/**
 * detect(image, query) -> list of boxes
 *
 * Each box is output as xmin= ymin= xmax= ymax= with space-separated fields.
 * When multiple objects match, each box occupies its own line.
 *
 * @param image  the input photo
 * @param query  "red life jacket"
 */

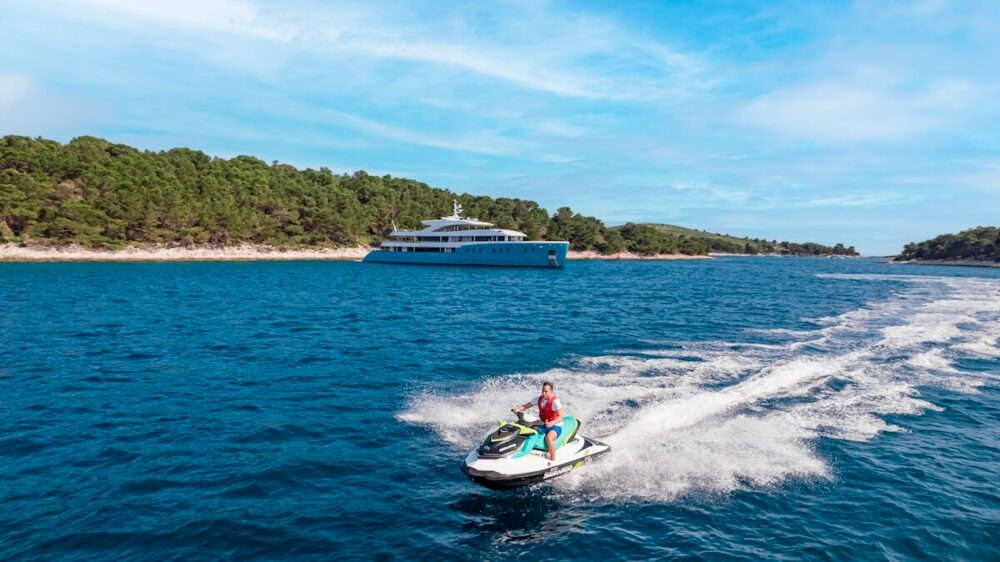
xmin=538 ymin=395 xmax=559 ymax=423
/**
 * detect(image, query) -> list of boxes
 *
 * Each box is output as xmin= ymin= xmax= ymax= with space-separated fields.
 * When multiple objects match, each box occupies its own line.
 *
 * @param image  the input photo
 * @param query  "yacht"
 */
xmin=363 ymin=201 xmax=569 ymax=267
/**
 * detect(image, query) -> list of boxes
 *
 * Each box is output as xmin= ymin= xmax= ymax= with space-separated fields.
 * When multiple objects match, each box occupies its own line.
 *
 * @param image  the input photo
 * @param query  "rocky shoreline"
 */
xmin=568 ymin=250 xmax=710 ymax=261
xmin=0 ymin=244 xmax=372 ymax=262
xmin=892 ymin=258 xmax=1000 ymax=268
xmin=0 ymin=244 xmax=711 ymax=262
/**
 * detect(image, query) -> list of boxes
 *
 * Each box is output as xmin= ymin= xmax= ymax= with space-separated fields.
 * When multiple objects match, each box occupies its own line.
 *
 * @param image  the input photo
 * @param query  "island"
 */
xmin=895 ymin=227 xmax=1000 ymax=267
xmin=1 ymin=135 xmax=857 ymax=261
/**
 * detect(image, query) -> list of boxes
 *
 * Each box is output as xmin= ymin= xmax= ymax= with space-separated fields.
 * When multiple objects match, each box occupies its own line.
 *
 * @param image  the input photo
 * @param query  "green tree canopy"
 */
xmin=896 ymin=227 xmax=1000 ymax=262
xmin=0 ymin=135 xmax=858 ymax=257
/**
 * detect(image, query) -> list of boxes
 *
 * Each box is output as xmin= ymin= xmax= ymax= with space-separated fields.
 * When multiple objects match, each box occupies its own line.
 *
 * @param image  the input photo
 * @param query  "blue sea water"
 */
xmin=1 ymin=257 xmax=998 ymax=561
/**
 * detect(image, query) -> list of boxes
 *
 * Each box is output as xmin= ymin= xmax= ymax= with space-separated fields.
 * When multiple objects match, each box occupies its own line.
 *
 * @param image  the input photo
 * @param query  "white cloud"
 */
xmin=310 ymin=13 xmax=712 ymax=101
xmin=66 ymin=0 xmax=709 ymax=102
xmin=319 ymin=109 xmax=528 ymax=156
xmin=0 ymin=73 xmax=95 ymax=134
xmin=668 ymin=181 xmax=752 ymax=204
xmin=890 ymin=161 xmax=1000 ymax=194
xmin=798 ymin=194 xmax=898 ymax=208
xmin=0 ymin=74 xmax=32 ymax=112
xmin=78 ymin=0 xmax=293 ymax=41
xmin=330 ymin=38 xmax=604 ymax=99
xmin=535 ymin=121 xmax=589 ymax=138
xmin=735 ymin=79 xmax=980 ymax=143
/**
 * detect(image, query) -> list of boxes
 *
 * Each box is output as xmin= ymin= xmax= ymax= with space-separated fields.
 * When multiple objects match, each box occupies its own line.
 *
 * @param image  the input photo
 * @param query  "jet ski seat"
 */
xmin=530 ymin=416 xmax=580 ymax=452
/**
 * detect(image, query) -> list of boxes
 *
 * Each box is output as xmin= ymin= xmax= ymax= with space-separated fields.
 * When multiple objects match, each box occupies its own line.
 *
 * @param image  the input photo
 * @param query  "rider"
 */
xmin=511 ymin=381 xmax=563 ymax=461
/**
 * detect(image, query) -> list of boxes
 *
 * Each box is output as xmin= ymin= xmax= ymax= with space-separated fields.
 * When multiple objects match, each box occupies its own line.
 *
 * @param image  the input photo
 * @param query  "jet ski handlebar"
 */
xmin=514 ymin=411 xmax=542 ymax=427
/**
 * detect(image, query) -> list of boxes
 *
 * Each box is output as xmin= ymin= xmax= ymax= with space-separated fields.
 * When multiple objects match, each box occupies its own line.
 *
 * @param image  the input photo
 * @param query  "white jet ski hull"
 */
xmin=461 ymin=433 xmax=610 ymax=489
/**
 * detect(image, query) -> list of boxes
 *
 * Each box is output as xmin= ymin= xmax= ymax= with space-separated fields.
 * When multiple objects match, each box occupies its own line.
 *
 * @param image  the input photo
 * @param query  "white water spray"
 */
xmin=400 ymin=274 xmax=1000 ymax=501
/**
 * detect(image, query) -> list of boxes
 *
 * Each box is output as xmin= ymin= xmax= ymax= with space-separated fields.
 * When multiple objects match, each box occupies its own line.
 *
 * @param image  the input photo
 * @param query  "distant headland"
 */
xmin=894 ymin=227 xmax=1000 ymax=267
xmin=1 ymin=135 xmax=857 ymax=261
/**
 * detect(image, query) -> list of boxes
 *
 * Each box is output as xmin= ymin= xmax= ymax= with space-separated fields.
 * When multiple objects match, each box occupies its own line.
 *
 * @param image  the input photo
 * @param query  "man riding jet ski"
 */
xmin=461 ymin=381 xmax=610 ymax=490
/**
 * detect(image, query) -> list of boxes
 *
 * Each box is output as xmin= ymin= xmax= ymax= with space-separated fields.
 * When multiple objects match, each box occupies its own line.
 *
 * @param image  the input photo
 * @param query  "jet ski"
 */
xmin=461 ymin=411 xmax=610 ymax=489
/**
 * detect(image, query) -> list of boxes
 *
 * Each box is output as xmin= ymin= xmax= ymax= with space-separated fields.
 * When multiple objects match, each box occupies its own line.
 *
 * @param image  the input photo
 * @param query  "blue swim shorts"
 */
xmin=539 ymin=424 xmax=562 ymax=438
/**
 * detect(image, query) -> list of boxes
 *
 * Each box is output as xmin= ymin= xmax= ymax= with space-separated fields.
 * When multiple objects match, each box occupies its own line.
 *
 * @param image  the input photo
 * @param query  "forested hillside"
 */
xmin=616 ymin=223 xmax=859 ymax=256
xmin=1 ymin=135 xmax=855 ymax=255
xmin=896 ymin=227 xmax=1000 ymax=262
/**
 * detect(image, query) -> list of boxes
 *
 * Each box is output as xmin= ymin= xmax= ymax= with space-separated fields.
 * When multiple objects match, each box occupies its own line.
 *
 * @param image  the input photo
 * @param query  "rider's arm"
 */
xmin=511 ymin=400 xmax=535 ymax=413
xmin=547 ymin=407 xmax=564 ymax=427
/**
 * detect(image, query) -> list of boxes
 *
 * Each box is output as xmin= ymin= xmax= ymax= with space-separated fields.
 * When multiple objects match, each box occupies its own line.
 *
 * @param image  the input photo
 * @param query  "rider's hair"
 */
xmin=542 ymin=381 xmax=554 ymax=391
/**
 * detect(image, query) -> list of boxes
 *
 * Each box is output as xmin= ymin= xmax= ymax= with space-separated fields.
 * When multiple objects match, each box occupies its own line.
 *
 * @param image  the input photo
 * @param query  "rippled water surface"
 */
xmin=1 ymin=258 xmax=998 ymax=560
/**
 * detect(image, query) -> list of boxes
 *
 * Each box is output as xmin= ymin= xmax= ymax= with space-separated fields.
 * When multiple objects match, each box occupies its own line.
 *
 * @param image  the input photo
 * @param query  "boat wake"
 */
xmin=399 ymin=274 xmax=1000 ymax=501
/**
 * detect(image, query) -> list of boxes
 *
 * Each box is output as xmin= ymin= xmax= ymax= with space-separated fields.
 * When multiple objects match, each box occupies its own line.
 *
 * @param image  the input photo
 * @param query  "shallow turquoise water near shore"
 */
xmin=1 ymin=258 xmax=997 ymax=560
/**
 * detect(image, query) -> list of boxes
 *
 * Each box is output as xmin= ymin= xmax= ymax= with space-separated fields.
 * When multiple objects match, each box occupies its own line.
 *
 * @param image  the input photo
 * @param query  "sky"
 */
xmin=1 ymin=0 xmax=998 ymax=255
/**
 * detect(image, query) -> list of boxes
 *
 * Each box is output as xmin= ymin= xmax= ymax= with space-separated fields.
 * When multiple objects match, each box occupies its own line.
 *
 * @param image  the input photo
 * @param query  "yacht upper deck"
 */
xmin=383 ymin=202 xmax=527 ymax=245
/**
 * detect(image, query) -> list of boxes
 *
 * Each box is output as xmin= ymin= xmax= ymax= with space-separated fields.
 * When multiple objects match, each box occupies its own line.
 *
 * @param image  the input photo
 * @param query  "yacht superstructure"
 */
xmin=363 ymin=201 xmax=568 ymax=267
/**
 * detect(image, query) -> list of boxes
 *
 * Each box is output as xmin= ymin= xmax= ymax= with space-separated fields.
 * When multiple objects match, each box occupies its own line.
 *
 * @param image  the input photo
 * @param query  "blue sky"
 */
xmin=2 ymin=0 xmax=998 ymax=254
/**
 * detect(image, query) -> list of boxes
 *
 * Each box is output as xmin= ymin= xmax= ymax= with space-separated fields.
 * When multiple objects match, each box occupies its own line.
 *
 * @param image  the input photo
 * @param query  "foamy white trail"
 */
xmin=399 ymin=274 xmax=1000 ymax=501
